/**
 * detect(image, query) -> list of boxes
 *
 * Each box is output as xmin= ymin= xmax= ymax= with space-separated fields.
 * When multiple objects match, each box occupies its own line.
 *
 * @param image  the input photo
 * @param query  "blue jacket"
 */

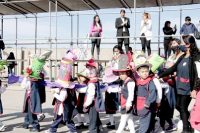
xmin=180 ymin=23 xmax=198 ymax=35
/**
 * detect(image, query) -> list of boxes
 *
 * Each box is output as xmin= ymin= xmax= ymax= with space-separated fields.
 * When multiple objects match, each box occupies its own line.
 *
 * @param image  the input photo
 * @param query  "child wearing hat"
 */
xmin=134 ymin=55 xmax=157 ymax=133
xmin=103 ymin=66 xmax=120 ymax=129
xmin=113 ymin=55 xmax=135 ymax=133
xmin=83 ymin=59 xmax=102 ymax=133
xmin=75 ymin=70 xmax=90 ymax=129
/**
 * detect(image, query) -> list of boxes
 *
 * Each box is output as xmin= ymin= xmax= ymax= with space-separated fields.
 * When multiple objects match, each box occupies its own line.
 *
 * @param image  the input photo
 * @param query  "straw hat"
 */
xmin=134 ymin=54 xmax=152 ymax=71
xmin=77 ymin=70 xmax=89 ymax=80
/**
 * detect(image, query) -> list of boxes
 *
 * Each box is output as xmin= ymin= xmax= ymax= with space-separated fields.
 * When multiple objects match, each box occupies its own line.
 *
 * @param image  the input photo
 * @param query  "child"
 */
xmin=75 ymin=70 xmax=90 ymax=129
xmin=83 ymin=59 xmax=102 ymax=133
xmin=113 ymin=55 xmax=135 ymax=133
xmin=46 ymin=84 xmax=77 ymax=133
xmin=0 ymin=80 xmax=6 ymax=131
xmin=134 ymin=55 xmax=157 ymax=133
xmin=103 ymin=66 xmax=120 ymax=129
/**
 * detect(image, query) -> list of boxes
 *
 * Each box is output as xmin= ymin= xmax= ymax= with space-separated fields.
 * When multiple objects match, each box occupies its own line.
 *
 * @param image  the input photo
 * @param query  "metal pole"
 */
xmin=70 ymin=15 xmax=73 ymax=48
xmin=77 ymin=14 xmax=79 ymax=45
xmin=35 ymin=15 xmax=37 ymax=54
xmin=49 ymin=0 xmax=52 ymax=81
xmin=55 ymin=0 xmax=58 ymax=79
xmin=180 ymin=8 xmax=182 ymax=39
xmin=133 ymin=0 xmax=136 ymax=50
xmin=15 ymin=18 xmax=18 ymax=75
xmin=1 ymin=16 xmax=3 ymax=38
xmin=158 ymin=7 xmax=161 ymax=55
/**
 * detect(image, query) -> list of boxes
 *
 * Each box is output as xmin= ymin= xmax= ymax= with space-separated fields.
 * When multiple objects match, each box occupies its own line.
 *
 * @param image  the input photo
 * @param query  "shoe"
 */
xmin=106 ymin=122 xmax=111 ymax=126
xmin=76 ymin=123 xmax=85 ymax=129
xmin=0 ymin=123 xmax=5 ymax=131
xmin=30 ymin=128 xmax=40 ymax=132
xmin=124 ymin=126 xmax=129 ymax=131
xmin=107 ymin=125 xmax=115 ymax=129
xmin=22 ymin=124 xmax=29 ymax=129
xmin=45 ymin=129 xmax=54 ymax=133
xmin=38 ymin=114 xmax=45 ymax=122
xmin=165 ymin=125 xmax=177 ymax=132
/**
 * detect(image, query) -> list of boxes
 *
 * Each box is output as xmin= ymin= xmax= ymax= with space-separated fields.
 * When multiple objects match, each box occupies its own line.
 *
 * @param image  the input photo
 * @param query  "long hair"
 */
xmin=182 ymin=35 xmax=200 ymax=57
xmin=7 ymin=52 xmax=15 ymax=60
xmin=164 ymin=21 xmax=171 ymax=28
xmin=93 ymin=15 xmax=102 ymax=27
xmin=144 ymin=12 xmax=151 ymax=19
xmin=113 ymin=45 xmax=124 ymax=54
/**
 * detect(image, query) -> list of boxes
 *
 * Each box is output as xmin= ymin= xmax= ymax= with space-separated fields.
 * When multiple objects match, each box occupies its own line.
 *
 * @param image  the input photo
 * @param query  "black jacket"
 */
xmin=159 ymin=53 xmax=200 ymax=91
xmin=0 ymin=36 xmax=5 ymax=50
xmin=115 ymin=17 xmax=130 ymax=36
xmin=163 ymin=27 xmax=176 ymax=40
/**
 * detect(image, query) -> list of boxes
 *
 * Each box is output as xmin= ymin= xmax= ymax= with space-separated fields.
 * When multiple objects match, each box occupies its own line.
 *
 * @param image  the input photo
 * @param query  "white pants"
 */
xmin=195 ymin=130 xmax=200 ymax=133
xmin=116 ymin=114 xmax=135 ymax=133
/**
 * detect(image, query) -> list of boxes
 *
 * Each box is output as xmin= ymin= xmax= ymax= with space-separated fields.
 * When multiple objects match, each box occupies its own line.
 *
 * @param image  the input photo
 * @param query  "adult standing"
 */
xmin=89 ymin=15 xmax=102 ymax=60
xmin=0 ymin=36 xmax=5 ymax=60
xmin=140 ymin=12 xmax=152 ymax=56
xmin=115 ymin=9 xmax=130 ymax=54
xmin=163 ymin=21 xmax=177 ymax=59
xmin=159 ymin=35 xmax=200 ymax=133
xmin=180 ymin=16 xmax=198 ymax=35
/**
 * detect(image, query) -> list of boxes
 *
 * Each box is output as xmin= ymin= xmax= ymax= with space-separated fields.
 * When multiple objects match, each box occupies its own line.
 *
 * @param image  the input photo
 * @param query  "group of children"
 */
xmin=0 ymin=45 xmax=199 ymax=133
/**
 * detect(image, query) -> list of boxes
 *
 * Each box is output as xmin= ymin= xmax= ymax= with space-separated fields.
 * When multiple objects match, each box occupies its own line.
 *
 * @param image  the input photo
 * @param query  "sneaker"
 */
xmin=22 ymin=123 xmax=29 ymax=129
xmin=45 ymin=129 xmax=54 ymax=133
xmin=30 ymin=127 xmax=40 ymax=132
xmin=106 ymin=122 xmax=111 ymax=126
xmin=38 ymin=114 xmax=45 ymax=122
xmin=107 ymin=125 xmax=115 ymax=129
xmin=165 ymin=125 xmax=177 ymax=132
xmin=76 ymin=123 xmax=85 ymax=129
xmin=0 ymin=123 xmax=5 ymax=131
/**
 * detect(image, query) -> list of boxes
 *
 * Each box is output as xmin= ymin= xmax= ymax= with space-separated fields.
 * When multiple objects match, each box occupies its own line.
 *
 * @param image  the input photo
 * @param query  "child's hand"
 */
xmin=144 ymin=104 xmax=149 ymax=108
xmin=51 ymin=89 xmax=56 ymax=94
xmin=191 ymin=90 xmax=197 ymax=99
xmin=126 ymin=106 xmax=131 ymax=112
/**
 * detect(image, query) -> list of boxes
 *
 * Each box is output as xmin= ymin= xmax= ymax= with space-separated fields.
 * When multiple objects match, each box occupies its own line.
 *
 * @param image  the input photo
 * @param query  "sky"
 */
xmin=1 ymin=4 xmax=200 ymax=52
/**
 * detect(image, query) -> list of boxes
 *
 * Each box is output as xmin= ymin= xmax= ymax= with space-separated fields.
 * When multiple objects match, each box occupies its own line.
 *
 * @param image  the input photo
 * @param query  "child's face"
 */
xmin=119 ymin=71 xmax=128 ymax=81
xmin=86 ymin=66 xmax=97 ymax=77
xmin=78 ymin=76 xmax=87 ymax=83
xmin=137 ymin=67 xmax=150 ymax=79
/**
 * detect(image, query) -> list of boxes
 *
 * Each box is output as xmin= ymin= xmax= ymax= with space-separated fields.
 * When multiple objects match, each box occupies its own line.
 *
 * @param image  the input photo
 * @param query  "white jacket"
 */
xmin=140 ymin=19 xmax=152 ymax=40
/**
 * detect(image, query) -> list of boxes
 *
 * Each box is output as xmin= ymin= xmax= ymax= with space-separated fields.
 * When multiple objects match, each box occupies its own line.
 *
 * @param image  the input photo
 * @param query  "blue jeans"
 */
xmin=24 ymin=102 xmax=40 ymax=129
xmin=50 ymin=115 xmax=76 ymax=132
xmin=139 ymin=112 xmax=152 ymax=133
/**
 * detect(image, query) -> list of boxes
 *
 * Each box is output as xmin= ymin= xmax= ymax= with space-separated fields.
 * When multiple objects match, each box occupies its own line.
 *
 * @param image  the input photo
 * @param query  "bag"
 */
xmin=90 ymin=32 xmax=100 ymax=43
xmin=95 ymin=82 xmax=105 ymax=112
xmin=194 ymin=30 xmax=200 ymax=40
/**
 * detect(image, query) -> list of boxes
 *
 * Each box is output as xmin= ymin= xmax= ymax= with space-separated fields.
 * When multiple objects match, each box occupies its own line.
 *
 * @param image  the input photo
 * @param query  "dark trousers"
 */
xmin=141 ymin=33 xmax=151 ymax=56
xmin=159 ymin=95 xmax=174 ymax=129
xmin=8 ymin=67 xmax=14 ymax=75
xmin=164 ymin=39 xmax=172 ymax=59
xmin=50 ymin=115 xmax=76 ymax=132
xmin=117 ymin=32 xmax=129 ymax=54
xmin=24 ymin=101 xmax=40 ymax=129
xmin=91 ymin=39 xmax=101 ymax=58
xmin=139 ymin=112 xmax=153 ymax=133
xmin=89 ymin=105 xmax=102 ymax=133
xmin=176 ymin=94 xmax=191 ymax=131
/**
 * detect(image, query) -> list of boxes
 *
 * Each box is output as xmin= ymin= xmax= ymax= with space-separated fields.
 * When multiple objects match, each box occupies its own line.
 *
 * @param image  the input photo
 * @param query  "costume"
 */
xmin=113 ymin=54 xmax=135 ymax=133
xmin=22 ymin=50 xmax=52 ymax=132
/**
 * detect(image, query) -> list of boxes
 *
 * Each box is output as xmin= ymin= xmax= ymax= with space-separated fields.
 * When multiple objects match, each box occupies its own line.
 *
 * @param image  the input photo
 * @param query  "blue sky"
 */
xmin=1 ymin=4 xmax=200 ymax=51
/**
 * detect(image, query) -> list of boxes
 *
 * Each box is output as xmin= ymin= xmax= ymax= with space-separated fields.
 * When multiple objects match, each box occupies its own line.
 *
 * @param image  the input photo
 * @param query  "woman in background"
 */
xmin=89 ymin=15 xmax=102 ymax=60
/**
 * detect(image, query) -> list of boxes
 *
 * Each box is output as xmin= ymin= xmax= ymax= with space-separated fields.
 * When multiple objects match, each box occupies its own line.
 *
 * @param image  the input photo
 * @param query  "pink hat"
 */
xmin=103 ymin=67 xmax=119 ymax=83
xmin=86 ymin=59 xmax=97 ymax=68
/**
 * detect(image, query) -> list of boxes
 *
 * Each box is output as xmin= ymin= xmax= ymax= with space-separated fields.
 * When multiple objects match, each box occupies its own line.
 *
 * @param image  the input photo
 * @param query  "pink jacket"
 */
xmin=190 ymin=91 xmax=200 ymax=130
xmin=89 ymin=24 xmax=102 ymax=37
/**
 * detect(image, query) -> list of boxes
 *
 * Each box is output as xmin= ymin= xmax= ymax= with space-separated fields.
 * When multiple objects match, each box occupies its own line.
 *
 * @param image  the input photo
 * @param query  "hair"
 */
xmin=144 ymin=12 xmax=151 ymax=19
xmin=164 ymin=21 xmax=171 ymax=28
xmin=182 ymin=35 xmax=200 ymax=57
xmin=120 ymin=9 xmax=126 ymax=14
xmin=93 ymin=15 xmax=102 ymax=27
xmin=185 ymin=16 xmax=191 ymax=21
xmin=7 ymin=52 xmax=15 ymax=60
xmin=195 ymin=78 xmax=200 ymax=91
xmin=113 ymin=45 xmax=124 ymax=54
xmin=172 ymin=38 xmax=181 ymax=45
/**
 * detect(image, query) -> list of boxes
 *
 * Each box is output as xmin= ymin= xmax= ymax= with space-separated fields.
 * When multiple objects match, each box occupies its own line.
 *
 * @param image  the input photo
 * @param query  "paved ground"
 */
xmin=0 ymin=83 xmax=185 ymax=133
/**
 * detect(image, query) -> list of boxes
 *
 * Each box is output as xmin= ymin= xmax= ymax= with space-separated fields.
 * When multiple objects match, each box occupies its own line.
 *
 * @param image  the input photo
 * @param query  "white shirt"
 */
xmin=140 ymin=19 xmax=152 ymax=40
xmin=153 ymin=78 xmax=162 ymax=103
xmin=54 ymin=89 xmax=67 ymax=115
xmin=106 ymin=84 xmax=121 ymax=93
xmin=84 ymin=83 xmax=95 ymax=107
xmin=21 ymin=77 xmax=31 ymax=91
xmin=121 ymin=17 xmax=126 ymax=32
xmin=76 ymin=85 xmax=87 ymax=93
xmin=125 ymin=81 xmax=135 ymax=107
